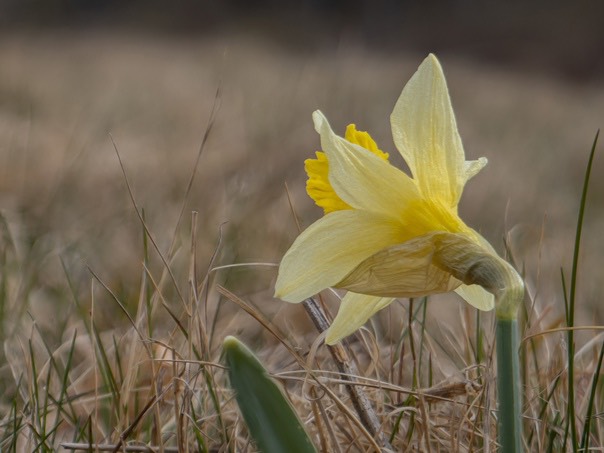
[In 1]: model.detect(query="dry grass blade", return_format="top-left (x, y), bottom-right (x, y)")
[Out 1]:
top-left (61, 442), bottom-right (180, 452)
top-left (216, 285), bottom-right (385, 451)
top-left (302, 297), bottom-right (393, 450)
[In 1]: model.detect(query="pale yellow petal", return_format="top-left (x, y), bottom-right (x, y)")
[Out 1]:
top-left (313, 110), bottom-right (420, 218)
top-left (454, 284), bottom-right (495, 311)
top-left (325, 293), bottom-right (395, 345)
top-left (336, 232), bottom-right (460, 297)
top-left (275, 210), bottom-right (403, 303)
top-left (464, 157), bottom-right (488, 182)
top-left (390, 54), bottom-right (469, 207)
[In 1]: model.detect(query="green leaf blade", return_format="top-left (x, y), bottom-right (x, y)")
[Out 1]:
top-left (223, 336), bottom-right (316, 453)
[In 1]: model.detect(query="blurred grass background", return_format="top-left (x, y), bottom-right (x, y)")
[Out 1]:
top-left (1, 2), bottom-right (603, 316)
top-left (1, 2), bottom-right (604, 448)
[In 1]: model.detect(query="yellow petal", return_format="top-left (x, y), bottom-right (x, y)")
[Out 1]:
top-left (454, 284), bottom-right (495, 311)
top-left (313, 110), bottom-right (420, 219)
top-left (305, 125), bottom-right (390, 215)
top-left (325, 293), bottom-right (394, 345)
top-left (336, 232), bottom-right (460, 297)
top-left (274, 210), bottom-right (403, 302)
top-left (390, 54), bottom-right (484, 207)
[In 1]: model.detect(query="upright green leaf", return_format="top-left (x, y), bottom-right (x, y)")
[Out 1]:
top-left (223, 336), bottom-right (316, 453)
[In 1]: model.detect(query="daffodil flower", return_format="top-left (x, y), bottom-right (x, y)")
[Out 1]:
top-left (275, 54), bottom-right (523, 345)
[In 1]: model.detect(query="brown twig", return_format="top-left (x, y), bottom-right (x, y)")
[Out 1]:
top-left (302, 297), bottom-right (394, 451)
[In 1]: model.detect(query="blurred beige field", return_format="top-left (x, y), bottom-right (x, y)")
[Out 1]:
top-left (1, 30), bottom-right (603, 326)
top-left (1, 27), bottom-right (604, 450)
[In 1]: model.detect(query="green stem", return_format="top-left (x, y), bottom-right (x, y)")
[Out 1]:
top-left (496, 317), bottom-right (522, 453)
top-left (431, 233), bottom-right (526, 450)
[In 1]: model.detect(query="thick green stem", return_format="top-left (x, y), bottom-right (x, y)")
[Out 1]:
top-left (496, 317), bottom-right (522, 453)
top-left (337, 232), bottom-right (526, 449)
top-left (431, 234), bottom-right (525, 450)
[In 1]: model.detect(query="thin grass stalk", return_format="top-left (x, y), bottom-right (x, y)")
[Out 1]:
top-left (579, 339), bottom-right (604, 449)
top-left (61, 443), bottom-right (181, 452)
top-left (496, 317), bottom-right (522, 453)
top-left (475, 310), bottom-right (483, 366)
top-left (302, 297), bottom-right (393, 450)
top-left (417, 297), bottom-right (428, 383)
top-left (408, 298), bottom-right (418, 390)
top-left (309, 387), bottom-right (331, 452)
top-left (406, 299), bottom-right (419, 448)
top-left (567, 130), bottom-right (599, 451)
top-left (527, 373), bottom-right (562, 448)
top-left (49, 330), bottom-right (78, 446)
top-left (189, 403), bottom-right (209, 453)
top-left (546, 412), bottom-right (563, 453)
top-left (561, 269), bottom-right (572, 450)
top-left (141, 208), bottom-right (153, 337)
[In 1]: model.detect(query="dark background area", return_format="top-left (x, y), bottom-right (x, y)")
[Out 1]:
top-left (2, 1), bottom-right (604, 83)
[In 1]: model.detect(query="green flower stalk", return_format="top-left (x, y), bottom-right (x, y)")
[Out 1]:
top-left (275, 54), bottom-right (524, 451)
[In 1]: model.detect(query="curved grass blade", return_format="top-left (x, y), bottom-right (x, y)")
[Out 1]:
top-left (223, 336), bottom-right (316, 453)
top-left (579, 339), bottom-right (604, 449)
top-left (567, 130), bottom-right (599, 450)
